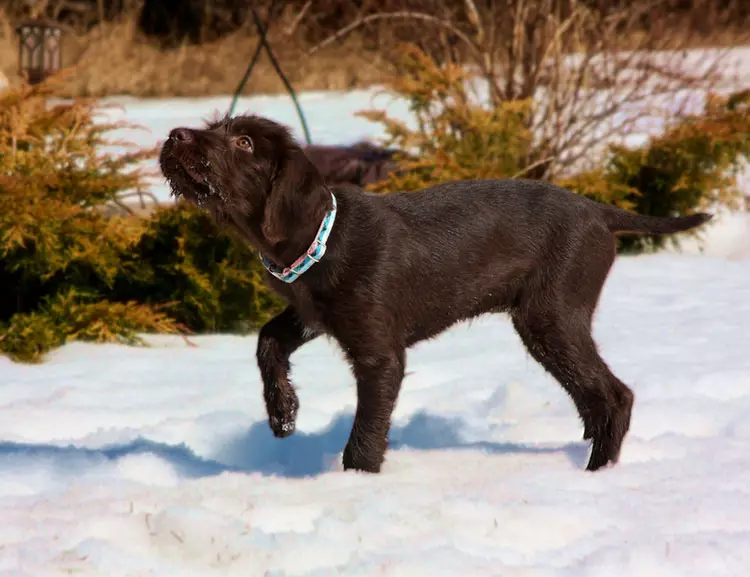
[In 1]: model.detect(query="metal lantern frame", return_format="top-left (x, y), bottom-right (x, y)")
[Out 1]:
top-left (16, 18), bottom-right (63, 85)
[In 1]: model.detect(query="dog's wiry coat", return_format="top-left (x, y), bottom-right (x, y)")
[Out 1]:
top-left (159, 114), bottom-right (712, 474)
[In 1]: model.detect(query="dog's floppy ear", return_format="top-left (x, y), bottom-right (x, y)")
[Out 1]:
top-left (261, 147), bottom-right (330, 246)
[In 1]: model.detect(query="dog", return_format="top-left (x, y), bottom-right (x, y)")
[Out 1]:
top-left (159, 114), bottom-right (712, 474)
top-left (302, 142), bottom-right (399, 187)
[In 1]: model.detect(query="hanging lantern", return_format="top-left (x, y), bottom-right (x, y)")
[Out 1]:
top-left (16, 19), bottom-right (63, 85)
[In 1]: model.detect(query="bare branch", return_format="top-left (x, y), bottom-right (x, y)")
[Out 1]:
top-left (512, 156), bottom-right (554, 179)
top-left (505, 0), bottom-right (733, 179)
top-left (304, 11), bottom-right (480, 60)
top-left (284, 0), bottom-right (312, 37)
top-left (464, 0), bottom-right (483, 44)
top-left (114, 190), bottom-right (161, 210)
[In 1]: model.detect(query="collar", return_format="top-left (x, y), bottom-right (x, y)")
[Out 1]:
top-left (261, 192), bottom-right (338, 283)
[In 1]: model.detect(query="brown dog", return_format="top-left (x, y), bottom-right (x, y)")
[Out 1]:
top-left (302, 142), bottom-right (399, 187)
top-left (159, 114), bottom-right (712, 474)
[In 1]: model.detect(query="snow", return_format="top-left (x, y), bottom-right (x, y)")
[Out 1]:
top-left (1, 255), bottom-right (750, 575)
top-left (2, 46), bottom-right (750, 575)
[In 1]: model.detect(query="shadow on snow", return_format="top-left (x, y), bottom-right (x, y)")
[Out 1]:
top-left (0, 411), bottom-right (589, 480)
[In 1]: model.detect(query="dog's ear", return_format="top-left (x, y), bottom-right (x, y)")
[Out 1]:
top-left (261, 147), bottom-right (330, 246)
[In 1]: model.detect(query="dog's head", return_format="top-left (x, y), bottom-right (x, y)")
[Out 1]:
top-left (159, 114), bottom-right (332, 255)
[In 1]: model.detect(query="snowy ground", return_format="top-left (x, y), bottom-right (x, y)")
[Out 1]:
top-left (2, 47), bottom-right (750, 575)
top-left (2, 255), bottom-right (750, 575)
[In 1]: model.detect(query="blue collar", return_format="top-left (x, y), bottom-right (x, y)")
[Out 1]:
top-left (261, 192), bottom-right (338, 283)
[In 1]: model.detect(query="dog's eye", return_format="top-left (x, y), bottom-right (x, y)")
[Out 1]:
top-left (236, 136), bottom-right (253, 150)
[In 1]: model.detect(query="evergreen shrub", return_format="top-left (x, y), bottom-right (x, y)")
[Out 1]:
top-left (0, 75), bottom-right (282, 363)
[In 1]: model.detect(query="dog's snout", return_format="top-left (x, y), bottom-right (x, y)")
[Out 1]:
top-left (170, 128), bottom-right (194, 143)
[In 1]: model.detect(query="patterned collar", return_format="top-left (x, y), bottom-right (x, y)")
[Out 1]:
top-left (261, 192), bottom-right (338, 283)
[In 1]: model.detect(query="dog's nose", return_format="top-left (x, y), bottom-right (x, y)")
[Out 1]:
top-left (170, 128), bottom-right (193, 142)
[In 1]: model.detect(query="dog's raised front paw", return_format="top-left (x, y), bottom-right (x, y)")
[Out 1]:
top-left (269, 414), bottom-right (296, 438)
top-left (267, 393), bottom-right (299, 438)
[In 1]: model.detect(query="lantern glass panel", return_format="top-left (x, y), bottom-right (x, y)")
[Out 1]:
top-left (17, 20), bottom-right (63, 85)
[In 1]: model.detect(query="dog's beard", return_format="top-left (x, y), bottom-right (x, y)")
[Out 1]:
top-left (164, 161), bottom-right (210, 206)
top-left (159, 146), bottom-right (226, 208)
top-left (158, 140), bottom-right (265, 223)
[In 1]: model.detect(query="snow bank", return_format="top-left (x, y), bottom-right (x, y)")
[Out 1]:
top-left (1, 255), bottom-right (749, 575)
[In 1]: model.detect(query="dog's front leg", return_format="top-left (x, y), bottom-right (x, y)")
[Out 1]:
top-left (343, 349), bottom-right (405, 473)
top-left (256, 306), bottom-right (320, 438)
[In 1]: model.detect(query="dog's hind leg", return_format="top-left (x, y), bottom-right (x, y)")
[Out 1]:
top-left (511, 225), bottom-right (634, 471)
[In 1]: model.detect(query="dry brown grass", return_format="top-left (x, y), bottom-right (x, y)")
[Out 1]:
top-left (0, 6), bottom-right (747, 99)
top-left (0, 11), bottom-right (15, 84)
top-left (0, 9), bottom-right (390, 98)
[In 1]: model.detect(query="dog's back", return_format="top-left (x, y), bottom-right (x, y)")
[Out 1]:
top-left (337, 178), bottom-right (710, 345)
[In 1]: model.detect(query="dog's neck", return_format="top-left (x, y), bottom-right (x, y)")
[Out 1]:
top-left (261, 189), bottom-right (338, 283)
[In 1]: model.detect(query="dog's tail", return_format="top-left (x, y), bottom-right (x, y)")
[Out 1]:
top-left (600, 205), bottom-right (713, 236)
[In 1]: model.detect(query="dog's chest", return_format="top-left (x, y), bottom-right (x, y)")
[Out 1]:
top-left (271, 278), bottom-right (329, 331)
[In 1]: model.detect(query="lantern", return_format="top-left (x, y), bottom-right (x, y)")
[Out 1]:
top-left (16, 19), bottom-right (63, 85)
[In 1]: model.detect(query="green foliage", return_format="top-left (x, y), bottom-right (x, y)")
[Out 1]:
top-left (0, 74), bottom-right (282, 363)
top-left (360, 44), bottom-right (750, 254)
top-left (115, 203), bottom-right (284, 334)
top-left (559, 89), bottom-right (750, 252)
top-left (0, 289), bottom-right (183, 364)
top-left (0, 73), bottom-right (171, 363)
top-left (357, 44), bottom-right (535, 193)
